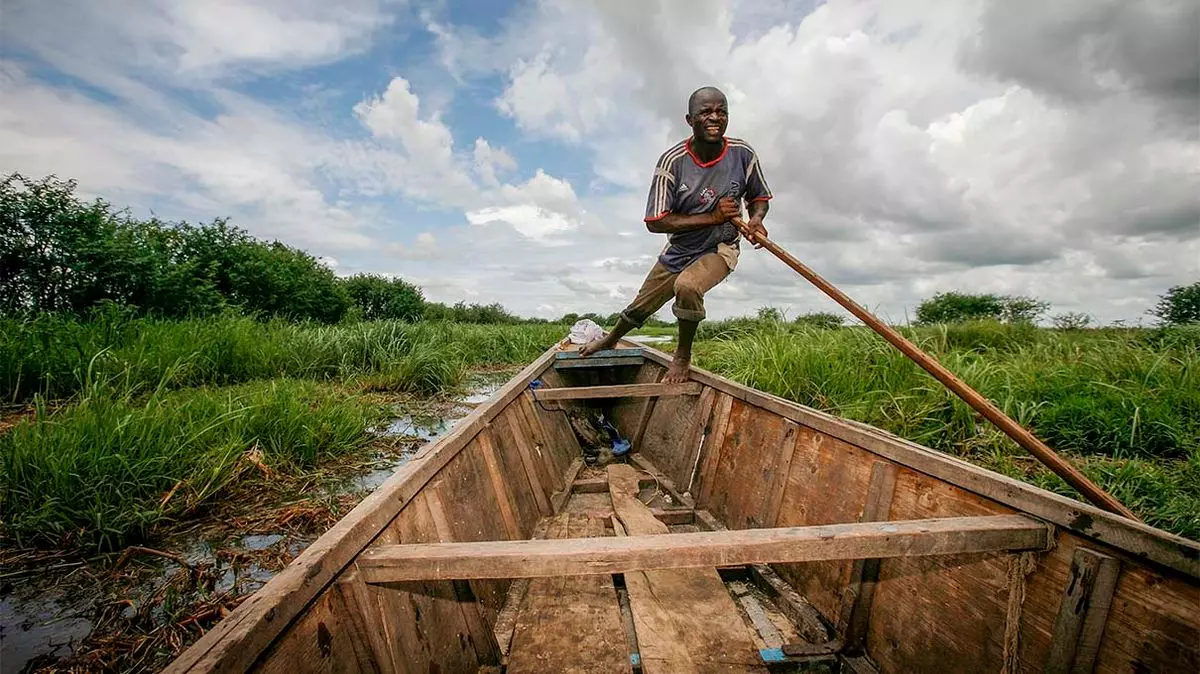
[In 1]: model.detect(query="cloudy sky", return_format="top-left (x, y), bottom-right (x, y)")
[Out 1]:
top-left (1, 0), bottom-right (1196, 324)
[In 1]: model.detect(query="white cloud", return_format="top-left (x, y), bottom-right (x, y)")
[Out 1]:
top-left (1, 0), bottom-right (1195, 325)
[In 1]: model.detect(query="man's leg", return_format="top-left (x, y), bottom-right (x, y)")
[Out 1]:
top-left (663, 253), bottom-right (731, 383)
top-left (580, 261), bottom-right (676, 356)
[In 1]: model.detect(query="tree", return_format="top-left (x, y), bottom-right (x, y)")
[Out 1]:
top-left (1051, 312), bottom-right (1092, 330)
top-left (342, 274), bottom-right (425, 321)
top-left (915, 291), bottom-right (1048, 325)
top-left (1149, 282), bottom-right (1200, 326)
top-left (793, 312), bottom-right (844, 329)
top-left (756, 306), bottom-right (784, 322)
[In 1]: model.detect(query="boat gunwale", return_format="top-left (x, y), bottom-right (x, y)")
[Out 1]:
top-left (630, 342), bottom-right (1200, 580)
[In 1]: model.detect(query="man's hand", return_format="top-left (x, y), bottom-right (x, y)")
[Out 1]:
top-left (713, 196), bottom-right (740, 224)
top-left (743, 216), bottom-right (768, 248)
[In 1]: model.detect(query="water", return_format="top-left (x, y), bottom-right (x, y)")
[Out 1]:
top-left (0, 376), bottom-right (502, 672)
top-left (628, 334), bottom-right (673, 344)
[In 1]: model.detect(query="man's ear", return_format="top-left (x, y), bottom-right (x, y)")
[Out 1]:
top-left (684, 114), bottom-right (693, 127)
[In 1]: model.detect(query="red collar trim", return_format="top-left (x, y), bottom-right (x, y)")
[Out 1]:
top-left (686, 137), bottom-right (728, 168)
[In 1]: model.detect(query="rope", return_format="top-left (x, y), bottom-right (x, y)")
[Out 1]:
top-left (1001, 551), bottom-right (1040, 674)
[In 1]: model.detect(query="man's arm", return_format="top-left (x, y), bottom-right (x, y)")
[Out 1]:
top-left (647, 197), bottom-right (740, 234)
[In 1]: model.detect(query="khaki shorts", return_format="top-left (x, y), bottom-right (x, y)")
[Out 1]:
top-left (620, 242), bottom-right (738, 325)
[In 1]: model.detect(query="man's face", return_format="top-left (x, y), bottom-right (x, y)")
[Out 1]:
top-left (686, 93), bottom-right (728, 143)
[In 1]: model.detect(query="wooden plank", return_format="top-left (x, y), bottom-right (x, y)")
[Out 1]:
top-left (332, 571), bottom-right (397, 673)
top-left (609, 464), bottom-right (766, 673)
top-left (630, 453), bottom-right (695, 508)
top-left (572, 475), bottom-right (657, 494)
top-left (634, 344), bottom-right (1200, 579)
top-left (359, 515), bottom-right (1052, 583)
top-left (477, 427), bottom-right (521, 540)
top-left (694, 509), bottom-right (842, 645)
top-left (550, 458), bottom-right (585, 514)
top-left (694, 392), bottom-right (734, 506)
top-left (516, 394), bottom-right (566, 494)
top-left (506, 512), bottom-right (628, 673)
top-left (673, 386), bottom-right (716, 494)
top-left (505, 406), bottom-right (554, 516)
top-left (704, 400), bottom-right (796, 529)
top-left (630, 366), bottom-right (665, 452)
top-left (763, 420), bottom-right (801, 528)
top-left (841, 462), bottom-right (898, 654)
top-left (534, 382), bottom-right (702, 400)
top-left (555, 348), bottom-right (644, 360)
top-left (1044, 549), bottom-right (1121, 674)
top-left (425, 490), bottom-right (502, 666)
top-left (554, 356), bottom-right (645, 369)
top-left (166, 347), bottom-right (562, 674)
top-left (636, 385), bottom-right (703, 492)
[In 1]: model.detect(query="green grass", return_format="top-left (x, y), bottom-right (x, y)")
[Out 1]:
top-left (693, 322), bottom-right (1200, 538)
top-left (0, 314), bottom-right (566, 402)
top-left (0, 377), bottom-right (383, 551)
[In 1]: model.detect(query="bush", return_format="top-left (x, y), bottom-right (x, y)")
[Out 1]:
top-left (0, 173), bottom-right (349, 323)
top-left (793, 312), bottom-right (844, 329)
top-left (915, 291), bottom-right (1048, 325)
top-left (342, 274), bottom-right (425, 321)
top-left (1149, 282), bottom-right (1200, 326)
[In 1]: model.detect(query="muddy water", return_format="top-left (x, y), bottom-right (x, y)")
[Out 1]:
top-left (0, 374), bottom-right (507, 674)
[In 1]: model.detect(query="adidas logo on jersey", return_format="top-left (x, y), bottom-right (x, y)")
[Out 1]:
top-left (677, 183), bottom-right (689, 192)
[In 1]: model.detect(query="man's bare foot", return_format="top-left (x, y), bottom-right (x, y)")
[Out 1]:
top-left (579, 334), bottom-right (615, 357)
top-left (663, 356), bottom-right (691, 383)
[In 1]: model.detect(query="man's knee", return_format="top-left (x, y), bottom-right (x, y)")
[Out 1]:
top-left (673, 277), bottom-right (701, 303)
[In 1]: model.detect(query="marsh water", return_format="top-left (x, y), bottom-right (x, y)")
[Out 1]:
top-left (0, 374), bottom-right (506, 674)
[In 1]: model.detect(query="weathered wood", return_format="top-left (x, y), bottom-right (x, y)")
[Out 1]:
top-left (506, 406), bottom-right (554, 517)
top-left (332, 571), bottom-right (397, 673)
top-left (631, 367), bottom-right (665, 452)
top-left (507, 512), bottom-right (627, 673)
top-left (704, 401), bottom-right (797, 529)
top-left (165, 349), bottom-right (561, 674)
top-left (630, 453), bottom-right (695, 508)
top-left (571, 475), bottom-right (657, 494)
top-left (425, 490), bottom-right (502, 665)
top-left (515, 394), bottom-right (566, 495)
top-left (555, 348), bottom-right (644, 360)
top-left (609, 464), bottom-right (765, 673)
top-left (841, 462), bottom-right (899, 654)
top-left (554, 356), bottom-right (645, 369)
top-left (358, 515), bottom-right (1051, 582)
top-left (694, 392), bottom-right (734, 506)
top-left (763, 420), bottom-right (800, 528)
top-left (477, 427), bottom-right (521, 540)
top-left (635, 344), bottom-right (1200, 579)
top-left (533, 382), bottom-right (702, 400)
top-left (550, 458), bottom-right (585, 514)
top-left (1045, 548), bottom-right (1121, 674)
top-left (695, 508), bottom-right (840, 645)
top-left (675, 387), bottom-right (716, 496)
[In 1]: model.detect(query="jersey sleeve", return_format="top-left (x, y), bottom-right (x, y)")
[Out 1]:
top-left (644, 153), bottom-right (677, 222)
top-left (743, 145), bottom-right (772, 202)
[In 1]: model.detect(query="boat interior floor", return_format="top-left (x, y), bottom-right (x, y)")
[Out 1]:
top-left (493, 458), bottom-right (842, 674)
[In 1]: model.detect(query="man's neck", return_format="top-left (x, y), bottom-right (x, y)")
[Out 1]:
top-left (690, 136), bottom-right (724, 163)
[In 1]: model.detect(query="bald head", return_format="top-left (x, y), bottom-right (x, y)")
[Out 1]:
top-left (687, 86), bottom-right (727, 115)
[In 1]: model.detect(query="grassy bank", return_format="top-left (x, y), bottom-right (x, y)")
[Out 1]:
top-left (1, 378), bottom-right (384, 550)
top-left (1, 313), bottom-right (566, 402)
top-left (693, 322), bottom-right (1200, 537)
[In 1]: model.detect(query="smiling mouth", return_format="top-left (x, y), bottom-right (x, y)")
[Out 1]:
top-left (705, 125), bottom-right (721, 134)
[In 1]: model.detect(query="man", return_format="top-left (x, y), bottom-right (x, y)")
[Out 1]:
top-left (580, 86), bottom-right (771, 383)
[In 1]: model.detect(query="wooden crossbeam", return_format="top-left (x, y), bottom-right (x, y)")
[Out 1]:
top-left (358, 515), bottom-right (1049, 583)
top-left (533, 382), bottom-right (702, 401)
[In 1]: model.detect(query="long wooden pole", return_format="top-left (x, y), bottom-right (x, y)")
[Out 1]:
top-left (732, 218), bottom-right (1139, 520)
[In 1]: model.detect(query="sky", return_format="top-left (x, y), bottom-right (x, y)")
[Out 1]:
top-left (1, 0), bottom-right (1197, 325)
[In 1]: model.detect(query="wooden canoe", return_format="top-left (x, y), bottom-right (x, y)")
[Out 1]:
top-left (166, 343), bottom-right (1199, 673)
